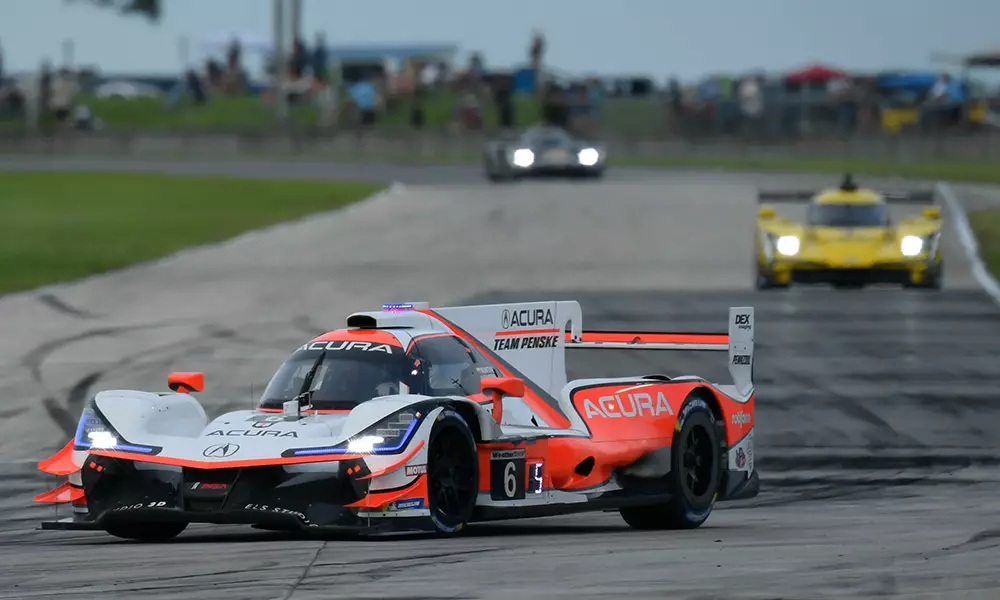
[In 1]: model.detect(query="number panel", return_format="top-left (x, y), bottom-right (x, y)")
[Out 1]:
top-left (489, 448), bottom-right (526, 500)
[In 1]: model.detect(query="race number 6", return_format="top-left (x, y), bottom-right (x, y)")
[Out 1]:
top-left (489, 449), bottom-right (526, 501)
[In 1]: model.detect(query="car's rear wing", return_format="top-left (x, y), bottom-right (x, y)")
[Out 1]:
top-left (565, 307), bottom-right (755, 401)
top-left (757, 189), bottom-right (936, 204)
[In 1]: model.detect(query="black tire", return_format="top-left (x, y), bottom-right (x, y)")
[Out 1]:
top-left (620, 397), bottom-right (721, 530)
top-left (104, 520), bottom-right (188, 542)
top-left (426, 409), bottom-right (479, 535)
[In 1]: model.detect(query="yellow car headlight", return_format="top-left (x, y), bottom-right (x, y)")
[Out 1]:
top-left (775, 235), bottom-right (800, 256)
top-left (900, 235), bottom-right (923, 257)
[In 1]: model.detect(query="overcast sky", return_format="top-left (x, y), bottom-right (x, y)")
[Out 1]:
top-left (2, 0), bottom-right (998, 81)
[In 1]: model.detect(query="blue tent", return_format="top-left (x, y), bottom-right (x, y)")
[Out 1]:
top-left (877, 72), bottom-right (937, 91)
top-left (323, 44), bottom-right (458, 63)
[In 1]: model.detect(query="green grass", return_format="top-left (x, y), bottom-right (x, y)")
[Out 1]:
top-left (0, 92), bottom-right (665, 135)
top-left (613, 155), bottom-right (1000, 184)
top-left (969, 208), bottom-right (1000, 280)
top-left (0, 172), bottom-right (383, 295)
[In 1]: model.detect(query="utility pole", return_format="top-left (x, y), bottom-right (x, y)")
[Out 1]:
top-left (290, 0), bottom-right (302, 44)
top-left (272, 0), bottom-right (288, 122)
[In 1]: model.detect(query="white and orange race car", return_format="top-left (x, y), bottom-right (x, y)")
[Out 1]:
top-left (35, 300), bottom-right (758, 541)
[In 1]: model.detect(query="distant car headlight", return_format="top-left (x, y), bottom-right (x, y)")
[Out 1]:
top-left (512, 148), bottom-right (534, 167)
top-left (900, 235), bottom-right (924, 257)
top-left (775, 235), bottom-right (800, 256)
top-left (577, 148), bottom-right (600, 166)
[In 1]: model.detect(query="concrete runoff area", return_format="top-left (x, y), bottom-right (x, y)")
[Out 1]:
top-left (1, 165), bottom-right (998, 599)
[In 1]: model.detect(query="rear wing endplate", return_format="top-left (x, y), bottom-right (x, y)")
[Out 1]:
top-left (565, 306), bottom-right (755, 400)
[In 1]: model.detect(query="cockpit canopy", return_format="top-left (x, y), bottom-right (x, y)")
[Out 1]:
top-left (807, 201), bottom-right (889, 227)
top-left (258, 333), bottom-right (503, 410)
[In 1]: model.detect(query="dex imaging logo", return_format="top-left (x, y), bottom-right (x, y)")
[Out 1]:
top-left (202, 443), bottom-right (240, 458)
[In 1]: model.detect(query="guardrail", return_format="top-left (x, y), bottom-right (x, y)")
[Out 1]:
top-left (2, 129), bottom-right (1000, 164)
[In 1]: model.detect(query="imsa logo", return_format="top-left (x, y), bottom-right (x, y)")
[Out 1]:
top-left (582, 391), bottom-right (674, 419)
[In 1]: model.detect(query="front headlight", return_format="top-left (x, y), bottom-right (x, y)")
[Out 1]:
top-left (577, 147), bottom-right (600, 166)
top-left (776, 235), bottom-right (801, 256)
top-left (289, 408), bottom-right (425, 457)
top-left (900, 235), bottom-right (924, 257)
top-left (74, 403), bottom-right (156, 454)
top-left (512, 148), bottom-right (534, 167)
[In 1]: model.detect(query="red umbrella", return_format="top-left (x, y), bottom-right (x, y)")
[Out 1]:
top-left (785, 63), bottom-right (848, 83)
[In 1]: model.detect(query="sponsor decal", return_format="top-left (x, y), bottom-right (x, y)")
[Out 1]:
top-left (405, 464), bottom-right (427, 476)
top-left (244, 503), bottom-right (307, 521)
top-left (493, 334), bottom-right (559, 351)
top-left (736, 448), bottom-right (747, 469)
top-left (732, 354), bottom-right (751, 365)
top-left (386, 498), bottom-right (425, 511)
top-left (582, 391), bottom-right (674, 419)
top-left (113, 500), bottom-right (167, 511)
top-left (202, 443), bottom-right (240, 458)
top-left (206, 429), bottom-right (298, 438)
top-left (500, 308), bottom-right (554, 330)
top-left (734, 313), bottom-right (752, 331)
top-left (189, 482), bottom-right (228, 491)
top-left (731, 411), bottom-right (752, 426)
top-left (490, 449), bottom-right (526, 460)
top-left (297, 340), bottom-right (394, 354)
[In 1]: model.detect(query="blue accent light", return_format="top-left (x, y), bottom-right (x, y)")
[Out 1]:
top-left (382, 303), bottom-right (414, 311)
top-left (293, 415), bottom-right (420, 456)
top-left (73, 406), bottom-right (156, 454)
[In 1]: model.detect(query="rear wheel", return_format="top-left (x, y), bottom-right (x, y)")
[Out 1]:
top-left (104, 520), bottom-right (187, 542)
top-left (426, 409), bottom-right (479, 535)
top-left (620, 397), bottom-right (721, 530)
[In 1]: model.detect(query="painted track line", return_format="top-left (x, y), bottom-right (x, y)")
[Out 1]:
top-left (937, 181), bottom-right (1000, 306)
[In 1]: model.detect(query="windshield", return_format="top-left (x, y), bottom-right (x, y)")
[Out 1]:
top-left (259, 345), bottom-right (412, 410)
top-left (807, 203), bottom-right (888, 227)
top-left (523, 127), bottom-right (572, 148)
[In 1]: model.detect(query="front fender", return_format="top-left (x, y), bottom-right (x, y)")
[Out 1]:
top-left (94, 389), bottom-right (208, 442)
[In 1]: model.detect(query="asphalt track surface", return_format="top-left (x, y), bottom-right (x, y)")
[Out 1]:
top-left (2, 159), bottom-right (1000, 599)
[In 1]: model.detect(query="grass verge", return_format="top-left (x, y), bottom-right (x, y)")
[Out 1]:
top-left (969, 208), bottom-right (1000, 280)
top-left (0, 172), bottom-right (384, 295)
top-left (617, 155), bottom-right (1000, 184)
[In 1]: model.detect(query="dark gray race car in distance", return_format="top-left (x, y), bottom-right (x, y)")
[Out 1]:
top-left (483, 125), bottom-right (607, 182)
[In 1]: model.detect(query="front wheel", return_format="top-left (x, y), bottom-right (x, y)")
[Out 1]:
top-left (104, 520), bottom-right (188, 542)
top-left (620, 397), bottom-right (721, 530)
top-left (426, 409), bottom-right (479, 535)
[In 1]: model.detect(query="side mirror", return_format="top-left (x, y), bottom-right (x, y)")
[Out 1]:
top-left (480, 377), bottom-right (525, 424)
top-left (168, 371), bottom-right (204, 393)
top-left (758, 206), bottom-right (776, 219)
top-left (922, 207), bottom-right (941, 219)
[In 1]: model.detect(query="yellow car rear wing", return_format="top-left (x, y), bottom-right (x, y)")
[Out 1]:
top-left (756, 189), bottom-right (936, 204)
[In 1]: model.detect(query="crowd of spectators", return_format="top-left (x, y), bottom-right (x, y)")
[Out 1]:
top-left (1, 30), bottom-right (998, 139)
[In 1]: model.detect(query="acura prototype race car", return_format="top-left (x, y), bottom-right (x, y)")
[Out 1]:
top-left (755, 174), bottom-right (943, 289)
top-left (35, 300), bottom-right (757, 540)
top-left (482, 125), bottom-right (606, 181)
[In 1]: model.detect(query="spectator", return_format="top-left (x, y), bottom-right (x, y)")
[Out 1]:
top-left (349, 75), bottom-right (380, 129)
top-left (222, 37), bottom-right (246, 95)
top-left (312, 33), bottom-right (328, 84)
top-left (923, 72), bottom-right (963, 130)
top-left (493, 75), bottom-right (514, 129)
top-left (49, 68), bottom-right (78, 128)
top-left (738, 74), bottom-right (764, 135)
top-left (541, 82), bottom-right (569, 128)
top-left (290, 37), bottom-right (308, 81)
top-left (185, 69), bottom-right (206, 105)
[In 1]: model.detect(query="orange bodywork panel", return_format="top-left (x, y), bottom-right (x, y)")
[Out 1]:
top-left (345, 473), bottom-right (428, 509)
top-left (38, 440), bottom-right (79, 476)
top-left (168, 371), bottom-right (204, 393)
top-left (34, 482), bottom-right (85, 503)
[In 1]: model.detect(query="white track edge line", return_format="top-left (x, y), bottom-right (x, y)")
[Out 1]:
top-left (936, 180), bottom-right (1000, 306)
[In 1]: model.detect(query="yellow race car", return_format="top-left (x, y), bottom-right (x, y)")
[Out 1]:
top-left (755, 175), bottom-right (943, 290)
